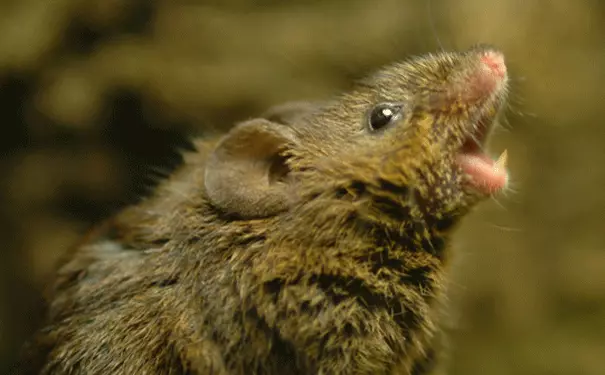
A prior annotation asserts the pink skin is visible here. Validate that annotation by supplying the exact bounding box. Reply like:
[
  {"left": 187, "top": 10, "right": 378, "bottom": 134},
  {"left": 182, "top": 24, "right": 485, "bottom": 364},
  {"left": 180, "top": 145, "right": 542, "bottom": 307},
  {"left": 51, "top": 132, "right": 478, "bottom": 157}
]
[
  {"left": 480, "top": 51, "right": 507, "bottom": 79},
  {"left": 456, "top": 153, "right": 508, "bottom": 195},
  {"left": 456, "top": 50, "right": 508, "bottom": 195}
]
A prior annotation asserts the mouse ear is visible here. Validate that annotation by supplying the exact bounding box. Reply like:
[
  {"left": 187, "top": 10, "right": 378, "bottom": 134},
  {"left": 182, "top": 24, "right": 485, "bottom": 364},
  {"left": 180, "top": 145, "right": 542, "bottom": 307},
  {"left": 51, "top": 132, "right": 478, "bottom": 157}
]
[
  {"left": 204, "top": 119, "right": 298, "bottom": 219},
  {"left": 261, "top": 101, "right": 319, "bottom": 126}
]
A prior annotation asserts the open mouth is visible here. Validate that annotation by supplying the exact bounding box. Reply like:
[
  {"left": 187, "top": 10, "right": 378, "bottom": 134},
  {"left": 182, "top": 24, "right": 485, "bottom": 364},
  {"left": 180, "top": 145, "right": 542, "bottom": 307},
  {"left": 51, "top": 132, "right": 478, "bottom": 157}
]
[
  {"left": 455, "top": 111, "right": 508, "bottom": 195},
  {"left": 454, "top": 49, "right": 509, "bottom": 196}
]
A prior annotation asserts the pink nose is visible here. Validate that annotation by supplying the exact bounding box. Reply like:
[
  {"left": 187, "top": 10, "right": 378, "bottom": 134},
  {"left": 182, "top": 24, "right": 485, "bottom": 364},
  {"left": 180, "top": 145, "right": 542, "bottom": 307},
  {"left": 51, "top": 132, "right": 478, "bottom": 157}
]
[{"left": 480, "top": 50, "right": 507, "bottom": 78}]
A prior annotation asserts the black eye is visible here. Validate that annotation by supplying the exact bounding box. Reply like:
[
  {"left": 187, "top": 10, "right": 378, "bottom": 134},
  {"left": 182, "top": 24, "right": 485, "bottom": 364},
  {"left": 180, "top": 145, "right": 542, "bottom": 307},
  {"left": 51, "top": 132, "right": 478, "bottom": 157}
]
[{"left": 368, "top": 103, "right": 402, "bottom": 131}]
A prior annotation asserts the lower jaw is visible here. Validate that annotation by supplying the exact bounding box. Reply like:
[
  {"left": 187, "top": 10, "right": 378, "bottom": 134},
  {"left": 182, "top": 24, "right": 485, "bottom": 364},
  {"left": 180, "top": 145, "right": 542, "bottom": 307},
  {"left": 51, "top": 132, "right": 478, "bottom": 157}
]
[{"left": 456, "top": 151, "right": 508, "bottom": 195}]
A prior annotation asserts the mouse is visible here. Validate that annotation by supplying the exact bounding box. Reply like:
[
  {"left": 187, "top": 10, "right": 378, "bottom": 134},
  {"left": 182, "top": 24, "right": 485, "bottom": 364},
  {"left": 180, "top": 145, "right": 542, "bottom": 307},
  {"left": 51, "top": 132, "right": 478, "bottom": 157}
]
[{"left": 21, "top": 44, "right": 510, "bottom": 375}]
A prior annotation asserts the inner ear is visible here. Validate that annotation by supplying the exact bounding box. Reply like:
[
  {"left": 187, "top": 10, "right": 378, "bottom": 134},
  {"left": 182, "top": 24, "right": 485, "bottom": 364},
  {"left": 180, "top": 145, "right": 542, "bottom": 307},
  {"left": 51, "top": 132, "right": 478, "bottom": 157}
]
[
  {"left": 204, "top": 119, "right": 298, "bottom": 219},
  {"left": 268, "top": 153, "right": 291, "bottom": 184}
]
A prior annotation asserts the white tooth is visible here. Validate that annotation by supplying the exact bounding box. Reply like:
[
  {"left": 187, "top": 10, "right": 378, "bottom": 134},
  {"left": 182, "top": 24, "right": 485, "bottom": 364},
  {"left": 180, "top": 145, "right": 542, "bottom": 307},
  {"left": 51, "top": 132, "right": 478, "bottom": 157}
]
[{"left": 494, "top": 149, "right": 508, "bottom": 171}]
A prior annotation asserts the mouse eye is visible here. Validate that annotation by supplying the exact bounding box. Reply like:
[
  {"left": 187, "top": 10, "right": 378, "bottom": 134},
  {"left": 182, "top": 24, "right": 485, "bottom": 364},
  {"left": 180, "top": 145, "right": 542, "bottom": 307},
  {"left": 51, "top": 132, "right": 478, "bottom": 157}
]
[{"left": 367, "top": 103, "right": 403, "bottom": 131}]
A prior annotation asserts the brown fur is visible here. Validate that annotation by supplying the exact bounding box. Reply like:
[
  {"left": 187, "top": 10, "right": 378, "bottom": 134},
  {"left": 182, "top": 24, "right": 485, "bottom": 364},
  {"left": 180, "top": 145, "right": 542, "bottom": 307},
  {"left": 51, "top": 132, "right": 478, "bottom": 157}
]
[{"left": 22, "top": 45, "right": 509, "bottom": 374}]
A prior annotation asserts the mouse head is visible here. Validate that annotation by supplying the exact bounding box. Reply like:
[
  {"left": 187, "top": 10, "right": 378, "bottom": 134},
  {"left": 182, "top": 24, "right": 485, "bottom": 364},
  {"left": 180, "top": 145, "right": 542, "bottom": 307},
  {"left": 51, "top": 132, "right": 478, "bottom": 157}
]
[{"left": 204, "top": 45, "right": 509, "bottom": 228}]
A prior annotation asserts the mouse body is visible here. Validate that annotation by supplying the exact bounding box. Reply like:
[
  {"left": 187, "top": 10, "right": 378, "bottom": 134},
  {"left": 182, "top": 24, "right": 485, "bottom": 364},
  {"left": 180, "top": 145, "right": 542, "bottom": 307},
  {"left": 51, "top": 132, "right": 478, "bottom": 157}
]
[{"left": 23, "top": 45, "right": 510, "bottom": 375}]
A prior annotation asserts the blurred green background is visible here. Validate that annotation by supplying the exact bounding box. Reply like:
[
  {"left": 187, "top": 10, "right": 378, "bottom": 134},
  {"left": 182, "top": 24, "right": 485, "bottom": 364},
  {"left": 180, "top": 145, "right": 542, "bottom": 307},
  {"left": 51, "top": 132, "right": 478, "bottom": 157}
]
[{"left": 1, "top": 1, "right": 604, "bottom": 374}]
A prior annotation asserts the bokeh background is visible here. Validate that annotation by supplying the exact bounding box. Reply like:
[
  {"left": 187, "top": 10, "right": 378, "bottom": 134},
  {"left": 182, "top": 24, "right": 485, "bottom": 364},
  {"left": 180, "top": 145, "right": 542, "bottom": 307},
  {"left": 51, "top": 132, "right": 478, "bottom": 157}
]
[{"left": 1, "top": 0, "right": 604, "bottom": 374}]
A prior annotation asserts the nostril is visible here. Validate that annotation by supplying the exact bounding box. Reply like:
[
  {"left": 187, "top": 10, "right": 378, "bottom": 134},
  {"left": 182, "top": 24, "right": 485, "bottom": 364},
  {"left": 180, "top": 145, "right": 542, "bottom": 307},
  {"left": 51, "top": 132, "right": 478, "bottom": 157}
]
[{"left": 480, "top": 51, "right": 507, "bottom": 78}]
